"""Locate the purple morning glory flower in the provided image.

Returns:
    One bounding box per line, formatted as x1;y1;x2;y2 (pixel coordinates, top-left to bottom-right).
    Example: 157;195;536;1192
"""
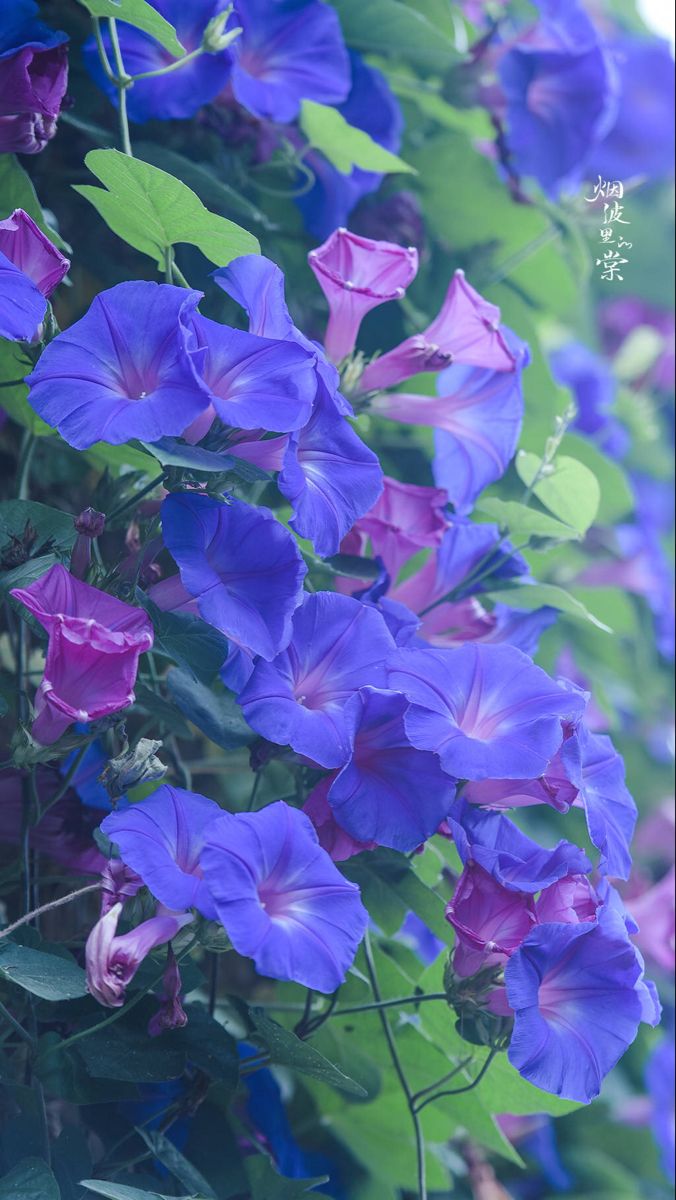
238;591;395;768
200;800;368;991
10;563;153;746
446;861;537;978
26;282;211;449
0;0;68;153
230;0;350;122
327;687;457;852
393;517;526;614
193;313;317;432
303;777;377;862
534;874;600;925
83;0;234;123
497;0;617;197
308;228;418;364
388;643;584;780
0;208;69;342
447;798;592;893
505;904;660;1102
86;903;193;1008
354;476;449;582
591;36;676;184
159;491;306;660
296;51;404;240
550;340;628;460
576;726;637;881
431;333;528;513
101;784;222;919
279;384;384;558
362;270;516;392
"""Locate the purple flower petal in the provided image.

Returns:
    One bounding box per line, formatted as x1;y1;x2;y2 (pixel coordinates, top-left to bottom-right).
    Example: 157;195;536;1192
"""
101;784;222;919
304;776;376;862
0;208;69;296
447;798;591;892
327;687;456;852
160;491;306;660
577;727;637;880
231;0;350;122
355;476;448;581
194;314;316;432
505;905;656;1102
238;592;395;768
200;800;368;992
446;862;537;977
388;643;584;780
0;249;46;341
26;282;211;449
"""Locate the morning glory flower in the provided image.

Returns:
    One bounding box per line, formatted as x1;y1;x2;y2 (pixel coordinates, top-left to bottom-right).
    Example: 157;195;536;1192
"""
11;563;153;745
308;228;419;363
0;0;69;153
591;36;676;184
505;904;660;1102
534;874;600;926
238;591;396;768
361;270;516;392
230;0;350;122
193;313;317;433
296;51;404;239
200;800;368;992
157;491;306;660
353;476;449;582
550;340;628;460
447;798;592;893
0;208;69;342
388;643;585;780
303;777;376;862
86;902;193;1008
26;282;212;449
576;725;638;881
497;0;617;197
83;0;235;123
327;687;457;852
446;862;537;978
100;785;222;919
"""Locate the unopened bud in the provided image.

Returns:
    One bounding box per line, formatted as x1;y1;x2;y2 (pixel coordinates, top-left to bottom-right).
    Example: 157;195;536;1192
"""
75;507;106;537
71;508;105;579
148;946;188;1036
99;738;167;800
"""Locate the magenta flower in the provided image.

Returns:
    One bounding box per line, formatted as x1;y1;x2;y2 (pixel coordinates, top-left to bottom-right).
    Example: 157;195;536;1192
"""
200;800;368;992
446;863;536;978
308;228;418;362
361;270;516;391
0;208;69;343
85;902;192;1008
0;207;68;292
0;1;68;151
100;860;143;917
100;785;222;920
355;476;449;581
535;875;600;925
147;946;188;1037
10;564;153;745
26;282;212;449
626;867;675;973
303;777;376;862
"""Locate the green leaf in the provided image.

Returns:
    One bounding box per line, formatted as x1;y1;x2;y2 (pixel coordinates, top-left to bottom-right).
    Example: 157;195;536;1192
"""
76;1021;186;1083
134;1129;216;1199
486;582;612;632
0;1158;60;1200
0;341;52;436
300;102;416;176
74;150;259;271
247;1007;367;1096
0;941;88;1001
0;156;69;250
137;594;229;684
559;433;634;525
342;849;451;942
75;0;185;57
245;1156;330;1199
133;682;192;738
477;498;581;544
0;500;76;561
165;668;256;750
80;1184;199;1200
173;1003;239;1085
134;142;276;232
515;452;601;535
472;1050;581;1118
0;553;57;598
332;0;459;70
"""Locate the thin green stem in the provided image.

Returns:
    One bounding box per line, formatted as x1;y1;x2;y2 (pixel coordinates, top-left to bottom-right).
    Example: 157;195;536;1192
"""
0;998;36;1048
363;932;427;1200
410;1056;473;1105
131;44;204;82
107;19;133;156
107;472;167;523
37;742;91;822
164;245;175;285
413;1046;499;1114
335;992;448;1017
0;883;101;942
91;16;116;82
16;431;36;500
171;261;192;289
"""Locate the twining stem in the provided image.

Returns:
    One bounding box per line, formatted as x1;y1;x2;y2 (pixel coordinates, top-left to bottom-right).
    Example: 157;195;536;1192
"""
106;19;133;156
91;16;116;82
132;45;205;82
16;430;36;501
107;472;167;523
363;932;427;1200
0;883;101;942
413;1046;499;1114
335;992;448;1017
0;998;36;1047
410;1056;473;1105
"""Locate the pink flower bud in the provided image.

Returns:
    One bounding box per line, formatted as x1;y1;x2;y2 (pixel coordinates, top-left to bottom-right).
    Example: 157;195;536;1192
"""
85;903;192;1008
147;946;188;1037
